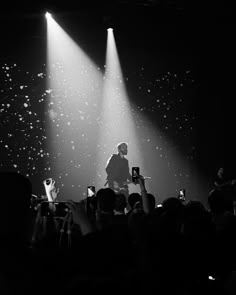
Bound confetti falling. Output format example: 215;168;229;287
0;59;199;199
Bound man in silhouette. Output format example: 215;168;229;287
105;142;132;198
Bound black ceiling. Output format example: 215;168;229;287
2;0;235;22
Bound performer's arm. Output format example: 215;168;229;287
127;173;132;183
126;162;132;183
214;179;236;188
105;154;116;181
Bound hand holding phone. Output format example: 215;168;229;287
43;178;52;186
43;178;58;201
179;189;186;201
132;167;140;183
87;186;96;197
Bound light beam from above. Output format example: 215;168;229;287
96;28;146;194
46;14;103;200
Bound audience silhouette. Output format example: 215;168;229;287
1;168;236;295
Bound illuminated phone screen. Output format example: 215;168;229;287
87;186;96;197
132;167;140;182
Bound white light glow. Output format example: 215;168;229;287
46;15;103;201
45;12;52;20
96;28;144;194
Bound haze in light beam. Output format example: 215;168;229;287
46;15;103;200
96;29;145;193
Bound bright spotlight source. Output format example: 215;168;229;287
107;28;113;32
45;12;52;19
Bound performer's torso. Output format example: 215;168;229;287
108;154;129;183
106;154;130;197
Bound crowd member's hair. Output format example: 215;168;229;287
114;193;127;213
162;196;184;213
128;192;141;209
96;188;116;213
0;171;32;244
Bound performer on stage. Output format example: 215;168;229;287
105;142;133;197
209;166;236;214
214;167;236;189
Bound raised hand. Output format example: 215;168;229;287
136;174;146;190
43;178;59;201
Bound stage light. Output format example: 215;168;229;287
45;12;52;19
107;28;113;32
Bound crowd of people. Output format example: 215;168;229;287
0;163;236;295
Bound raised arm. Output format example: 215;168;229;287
136;174;151;214
43;178;59;202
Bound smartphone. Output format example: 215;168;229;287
132;167;140;182
87;186;96;198
179;189;186;201
40;201;70;217
86;186;97;218
45;179;51;185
